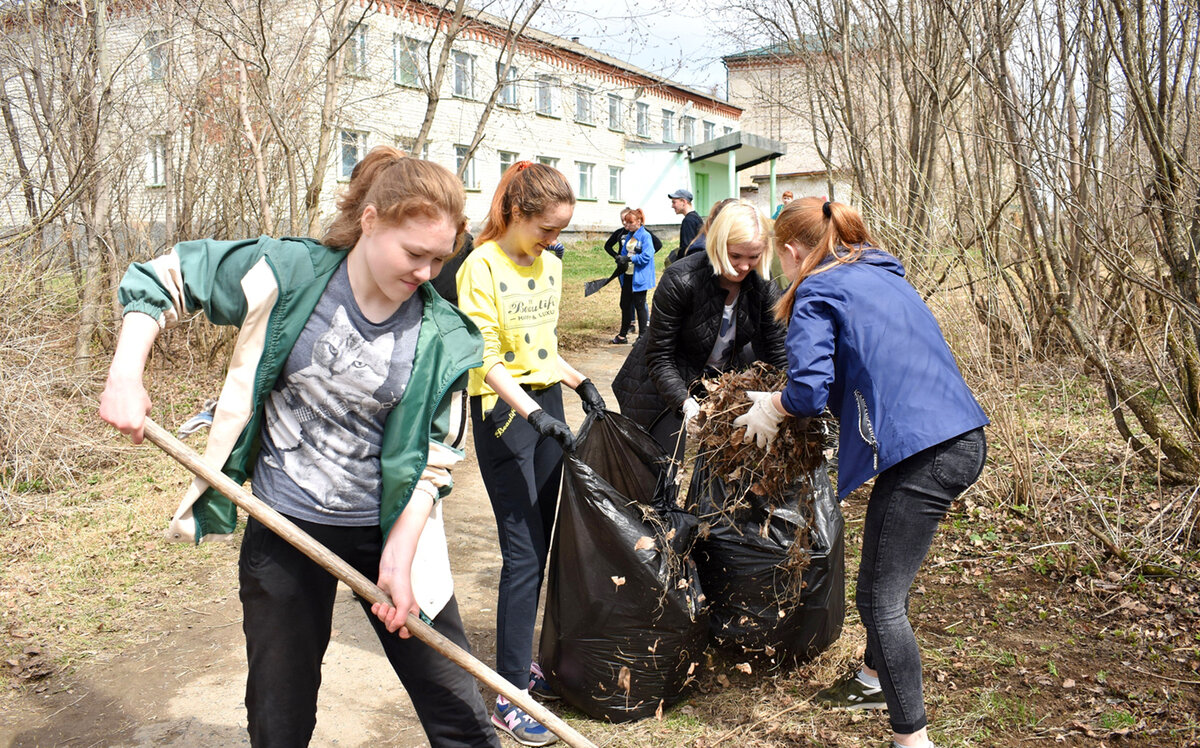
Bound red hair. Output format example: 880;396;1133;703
773;197;876;324
627;208;645;225
477;161;574;244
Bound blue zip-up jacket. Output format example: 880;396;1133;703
622;226;656;292
780;249;988;499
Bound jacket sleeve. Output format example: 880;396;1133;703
753;277;789;369
117;237;275;329
631;227;654;268
644;266;691;410
680;214;702;253
603;228;624;259
780;286;837;418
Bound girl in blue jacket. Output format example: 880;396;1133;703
610;208;656;344
735;197;988;748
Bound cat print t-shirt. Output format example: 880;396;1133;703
252;262;423;526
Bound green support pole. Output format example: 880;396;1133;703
769;158;777;214
728;150;737;200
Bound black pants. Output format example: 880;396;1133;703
239;515;499;748
470;384;565;689
618;275;648;336
858;427;987;733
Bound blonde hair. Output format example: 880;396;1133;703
704;199;773;278
773;197;876;324
323;146;467;249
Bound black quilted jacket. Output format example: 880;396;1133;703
612;250;788;428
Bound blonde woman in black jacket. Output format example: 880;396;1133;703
613;199;787;460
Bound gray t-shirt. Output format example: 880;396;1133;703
252;262;423;526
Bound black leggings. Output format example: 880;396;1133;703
618;275;648;336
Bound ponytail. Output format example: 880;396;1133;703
323;146;467;250
773;197;876;324
477;161;574;244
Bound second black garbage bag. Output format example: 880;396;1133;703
540;411;707;722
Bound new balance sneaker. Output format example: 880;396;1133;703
492;696;558;746
528;662;559;701
813;670;888;711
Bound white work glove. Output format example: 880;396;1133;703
733;391;786;448
681;397;700;422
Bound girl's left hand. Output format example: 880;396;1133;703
374;556;421;637
734;391;786;448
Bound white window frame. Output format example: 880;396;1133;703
703;120;716;141
636;102;650;137
680;116;695;146
576;161;594;199
340;129;368;180
608;166;622;202
146;134;168;186
536;155;559;168
662;109;676;143
574;86;593;125
452;50;475;99
146;30;166;81
724;125;734;136
608;94;623;131
455;145;477;189
536;75;559;116
499;150;519;174
394;35;428;88
344;22;368;77
497;61;519;108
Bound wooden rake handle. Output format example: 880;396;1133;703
140;417;596;748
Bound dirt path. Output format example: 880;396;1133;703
0;346;629;748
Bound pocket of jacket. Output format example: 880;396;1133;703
931;429;987;492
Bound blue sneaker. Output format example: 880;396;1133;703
528;662;559;701
492;696;558;746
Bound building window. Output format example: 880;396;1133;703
340;129;367;179
608;166;622;201
536;76;559;116
394;36;428;87
607;95;623;131
452;51;475;99
724;126;734;136
536;155;559;169
636;102;649;137
455;145;477;189
344;22;367;77
576;162;594;199
497;62;518;107
703;120;716;141
574;86;593;125
146;30;166;81
681;116;695;146
662;109;675;143
146;135;168;186
499;150;519;173
396;135;429;160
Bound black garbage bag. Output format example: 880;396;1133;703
540;411;707;722
689;458;844;665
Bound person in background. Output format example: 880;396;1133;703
603;207;663;260
614;199;787;461
456;161;606;747
772;190;794;219
669;188;703;259
99;148;501;748
610;208;657;344
735;197;988;748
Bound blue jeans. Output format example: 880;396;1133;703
857;427;987;734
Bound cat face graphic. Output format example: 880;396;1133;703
310;306;394;394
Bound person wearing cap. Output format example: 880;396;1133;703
669;189;703;257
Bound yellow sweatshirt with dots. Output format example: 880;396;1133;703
455;240;562;412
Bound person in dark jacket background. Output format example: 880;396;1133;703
613;199;787;460
735;197;988;748
604;208;662;343
669;188;703;259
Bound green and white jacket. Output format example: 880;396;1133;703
119;236;483;615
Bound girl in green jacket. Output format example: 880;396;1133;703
100;148;501;748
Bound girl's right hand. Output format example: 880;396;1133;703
99;375;152;444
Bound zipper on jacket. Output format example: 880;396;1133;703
854;389;879;471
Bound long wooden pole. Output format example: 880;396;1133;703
140;417;596;748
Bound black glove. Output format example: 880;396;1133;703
576;379;606;418
616;255;631;272
527;409;576;453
